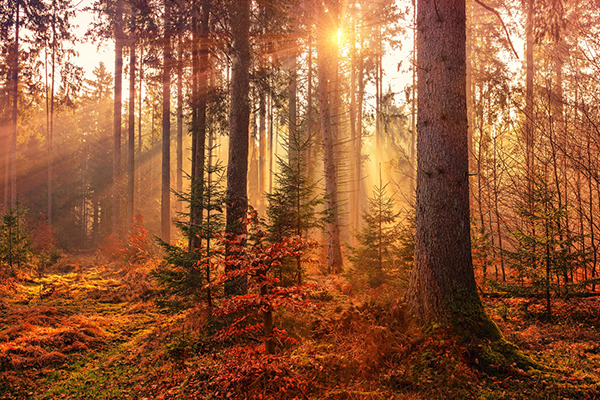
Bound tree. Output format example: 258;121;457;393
225;0;251;296
154;152;226;311
10;0;20;209
161;0;172;243
266;126;323;285
189;0;210;253
0;205;31;275
126;22;136;233
113;0;124;235
349;175;410;288
405;0;499;338
505;173;587;318
315;1;343;274
83;63;113;244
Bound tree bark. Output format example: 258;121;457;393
258;91;266;216
161;0;172;243
176;35;183;214
11;1;20;208
350;19;358;237
48;0;56;225
127;40;136;231
405;0;492;333
138;47;143;157
189;1;209;252
113;0;124;234
524;0;534;193
288;48;297;163
225;0;251;295
316;4;343;274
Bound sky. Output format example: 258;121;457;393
72;0;112;80
71;0;413;94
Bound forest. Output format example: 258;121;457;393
2;0;600;398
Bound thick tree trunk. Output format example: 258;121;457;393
225;0;251;295
113;0;124;234
161;0;172;243
405;0;492;333
127;41;136;230
316;5;343;274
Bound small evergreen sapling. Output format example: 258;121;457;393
349;177;412;288
0;206;32;276
266;125;323;285
505;173;588;317
152;153;226;310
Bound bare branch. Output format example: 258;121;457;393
473;0;519;60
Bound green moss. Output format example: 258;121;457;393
478;337;538;372
444;291;541;373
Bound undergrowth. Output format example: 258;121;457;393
1;255;600;399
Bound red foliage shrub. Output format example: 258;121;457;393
30;215;57;255
207;210;319;353
123;214;153;263
213;345;310;399
97;234;124;261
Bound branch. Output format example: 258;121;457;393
473;0;519;60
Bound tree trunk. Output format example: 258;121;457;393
225;0;251;295
188;1;208;252
113;0;124;234
465;0;473;171
127;41;136;231
316;4;343;274
405;0;494;335
349;21;358;237
258;91;266;216
261;279;275;354
48;0;56;225
176;35;183;214
11;1;20;208
306;27;314;185
524;0;535;204
138;47;143;157
161;0;172;243
357;34;366;229
93;199;99;244
288;49;297;163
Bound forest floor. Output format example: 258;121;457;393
1;255;600;399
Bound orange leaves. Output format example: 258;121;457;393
207;213;320;353
123;214;154;264
212;345;310;399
